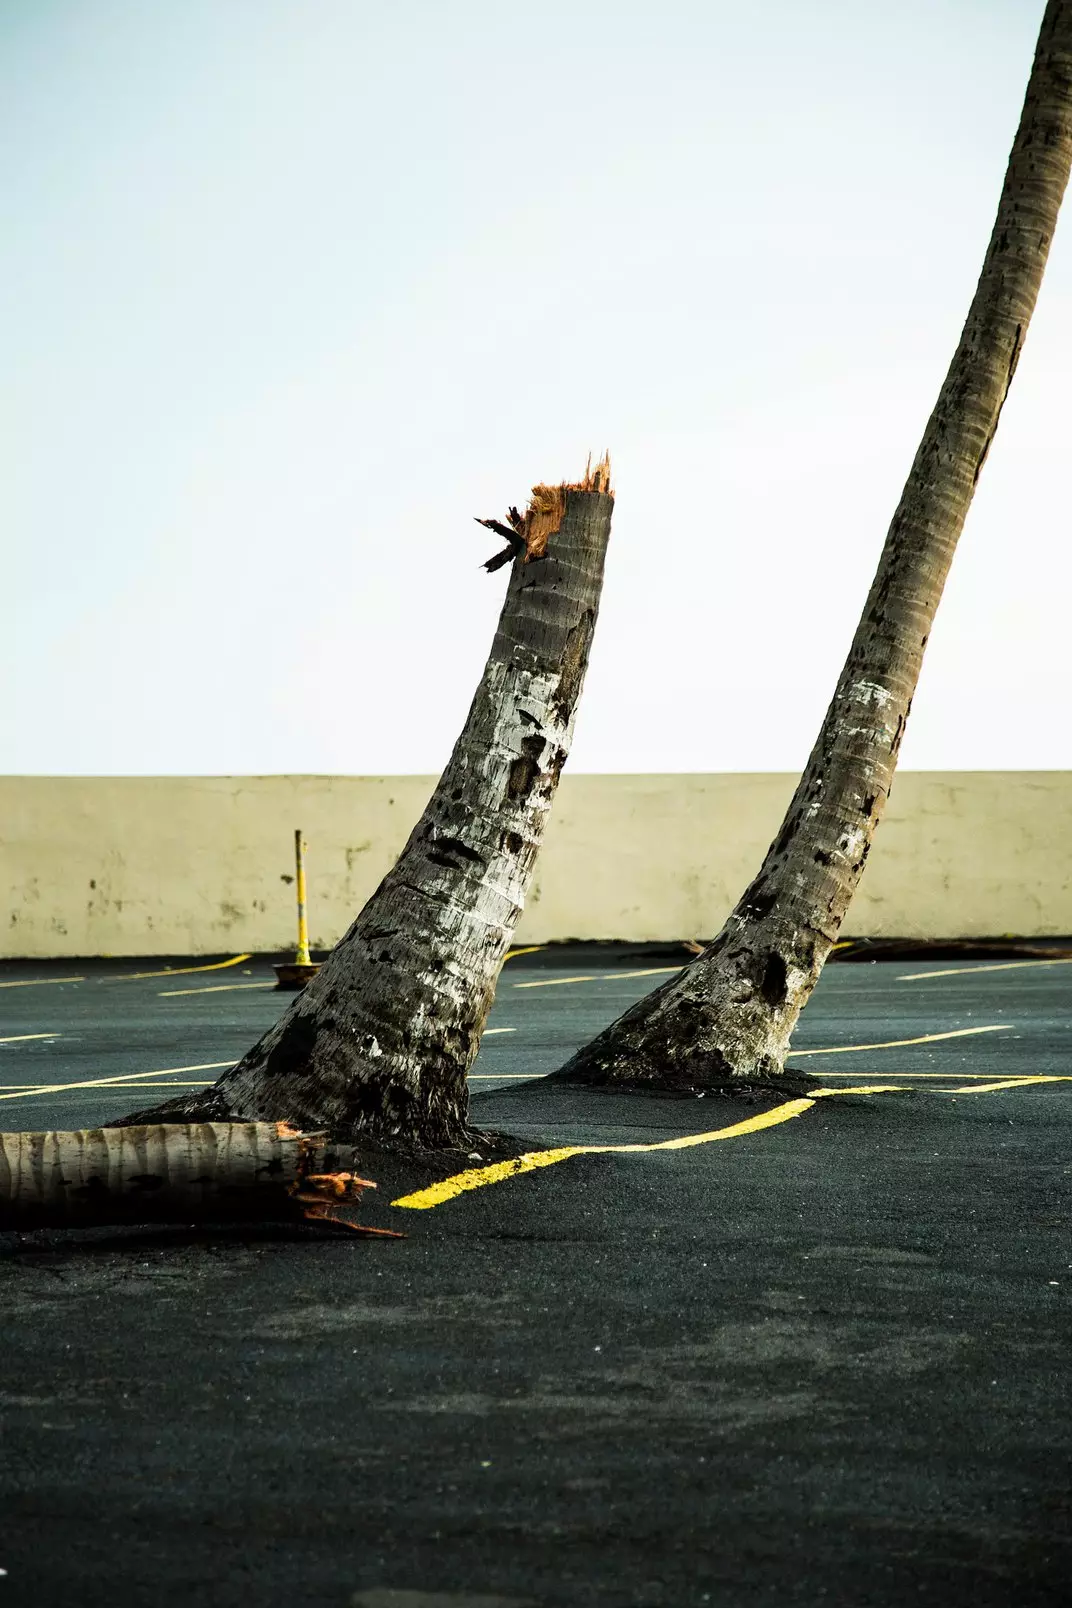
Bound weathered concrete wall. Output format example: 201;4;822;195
2;773;1069;957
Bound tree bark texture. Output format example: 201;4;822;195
0;1123;377;1231
125;460;614;1147
555;5;1072;1092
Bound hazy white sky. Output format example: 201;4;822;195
3;0;1069;776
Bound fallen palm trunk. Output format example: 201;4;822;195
0;1122;391;1233
123;458;614;1149
554;3;1072;1092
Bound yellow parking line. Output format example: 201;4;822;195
26;1080;219;1091
0;956;253;990
514;974;601;989
606;967;682;981
107;954;252;981
943;1075;1072;1094
808;1069;1020;1079
482;1028;515;1035
515;965;682;991
0;976;85;989
788;1024;1009;1057
898;957;1072;982
392;1098;818;1208
159;982;275;996
0;1033;60;1044
812;1085;909;1097
0;1061;233;1104
504;946;544;963
392;1082;912;1210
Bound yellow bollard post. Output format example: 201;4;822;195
273;829;322;990
294;829;312;967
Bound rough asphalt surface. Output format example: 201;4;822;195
1;946;1069;1607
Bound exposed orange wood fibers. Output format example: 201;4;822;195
524;451;613;560
290;1162;402;1236
479;453;613;570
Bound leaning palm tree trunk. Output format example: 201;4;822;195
556;4;1072;1092
124;458;614;1147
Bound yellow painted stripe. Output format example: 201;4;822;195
898;957;1072;982
0;976;85;989
812;1084;910;1097
514;966;682;991
503;946;544;963
0;956;252;990
943;1075;1072;1094
787;1024;1009;1057
107;954;252;981
0;1061;233;1104
16;1080;220;1091
159;981;275;996
513;973;601;989
392;1098;817;1209
0;1033;60;1044
393;1064;1060;1216
807;1069;1022;1079
482;1028;515;1036
606;966;683;981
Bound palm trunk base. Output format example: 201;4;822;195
549;966;815;1096
119;1076;478;1155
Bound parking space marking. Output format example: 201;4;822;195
809;1069;1024;1079
159;982;275;996
12;1080;223;1091
0;1061;234;1104
107;955;252;981
513;974;601;989
0;1032;519;1107
393;1084;911;1210
514;966;681;991
0;957;253;991
394;1070;1072;1212
944;1075;1072;1094
0;1033;60;1044
0;976;85;989
898;957;1072;982
393;1097;819;1208
504;947;544;962
788;1024;1009;1057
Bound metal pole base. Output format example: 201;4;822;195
273;960;322;990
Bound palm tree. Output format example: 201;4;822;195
127;458;614;1147
554;2;1072;1093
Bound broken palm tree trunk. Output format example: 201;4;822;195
0;1123;393;1234
554;4;1072;1093
123;457;614;1148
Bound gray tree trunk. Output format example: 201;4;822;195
0;1122;379;1231
124;460;614;1147
555;3;1072;1092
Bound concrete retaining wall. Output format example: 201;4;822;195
2;773;1069;957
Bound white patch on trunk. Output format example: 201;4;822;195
848;680;893;709
837;825;866;859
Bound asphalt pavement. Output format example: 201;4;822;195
1;945;1070;1607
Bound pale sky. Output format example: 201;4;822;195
4;0;1069;776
